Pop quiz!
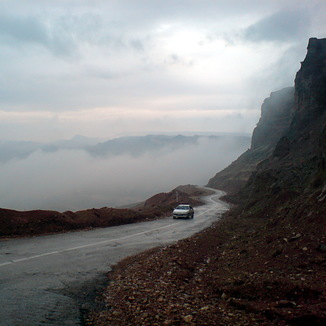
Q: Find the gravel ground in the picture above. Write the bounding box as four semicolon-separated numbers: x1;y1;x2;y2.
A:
85;197;326;326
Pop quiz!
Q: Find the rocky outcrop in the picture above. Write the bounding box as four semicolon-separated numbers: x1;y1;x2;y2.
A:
208;38;326;199
251;87;294;150
207;87;294;193
235;37;326;216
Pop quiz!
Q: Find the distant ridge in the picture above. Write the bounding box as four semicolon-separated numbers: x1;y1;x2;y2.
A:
0;133;250;163
86;134;250;157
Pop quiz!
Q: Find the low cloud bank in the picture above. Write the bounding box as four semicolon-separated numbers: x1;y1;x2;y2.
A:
0;135;250;211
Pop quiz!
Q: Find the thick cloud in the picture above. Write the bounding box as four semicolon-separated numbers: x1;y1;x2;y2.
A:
0;13;47;45
242;9;311;43
0;135;250;211
0;0;325;141
0;12;79;57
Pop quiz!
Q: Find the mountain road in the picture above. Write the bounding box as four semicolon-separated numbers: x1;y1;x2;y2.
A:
0;188;228;325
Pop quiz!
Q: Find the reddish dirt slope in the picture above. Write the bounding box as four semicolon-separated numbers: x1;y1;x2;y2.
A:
0;185;207;238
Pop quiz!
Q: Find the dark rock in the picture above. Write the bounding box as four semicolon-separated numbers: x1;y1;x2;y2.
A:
289;234;302;242
223;38;326;217
317;244;326;252
272;249;283;257
276;300;297;308
207;87;294;194
251;87;294;151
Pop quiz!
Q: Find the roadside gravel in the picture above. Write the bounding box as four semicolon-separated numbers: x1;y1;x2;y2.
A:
85;203;326;325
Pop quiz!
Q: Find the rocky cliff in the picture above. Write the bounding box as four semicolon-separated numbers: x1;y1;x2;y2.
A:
235;38;326;217
208;38;325;202
207;86;294;193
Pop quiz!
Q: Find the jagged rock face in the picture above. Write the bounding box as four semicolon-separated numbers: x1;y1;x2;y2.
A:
208;37;326;210
236;37;326;216
251;87;294;150
207;87;294;193
295;38;326;114
288;38;326;157
267;38;326;165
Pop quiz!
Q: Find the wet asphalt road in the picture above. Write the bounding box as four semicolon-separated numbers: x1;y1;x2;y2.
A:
0;188;228;325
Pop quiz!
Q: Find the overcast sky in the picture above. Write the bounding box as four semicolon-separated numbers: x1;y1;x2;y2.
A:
0;0;325;142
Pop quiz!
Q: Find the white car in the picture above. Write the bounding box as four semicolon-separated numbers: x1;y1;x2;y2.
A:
173;204;194;219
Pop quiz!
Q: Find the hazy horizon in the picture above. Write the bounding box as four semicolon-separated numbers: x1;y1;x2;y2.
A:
0;133;250;212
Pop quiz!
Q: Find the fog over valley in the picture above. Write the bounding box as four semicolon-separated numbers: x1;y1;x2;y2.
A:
0;134;250;211
1;0;324;213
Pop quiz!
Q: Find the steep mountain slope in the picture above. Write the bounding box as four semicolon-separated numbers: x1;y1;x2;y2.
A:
234;37;326;216
207;86;294;194
87;38;326;326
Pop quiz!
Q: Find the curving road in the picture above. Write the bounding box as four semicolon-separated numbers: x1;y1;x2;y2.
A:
0;188;228;326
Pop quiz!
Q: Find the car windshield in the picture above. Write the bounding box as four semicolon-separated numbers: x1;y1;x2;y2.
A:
176;205;189;210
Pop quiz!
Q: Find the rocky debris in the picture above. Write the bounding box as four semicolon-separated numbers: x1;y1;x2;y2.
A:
85;195;325;325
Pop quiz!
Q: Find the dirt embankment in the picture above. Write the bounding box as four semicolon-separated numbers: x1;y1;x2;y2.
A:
0;185;208;238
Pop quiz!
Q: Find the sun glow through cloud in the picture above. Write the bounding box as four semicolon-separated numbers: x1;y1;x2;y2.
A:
0;0;324;141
